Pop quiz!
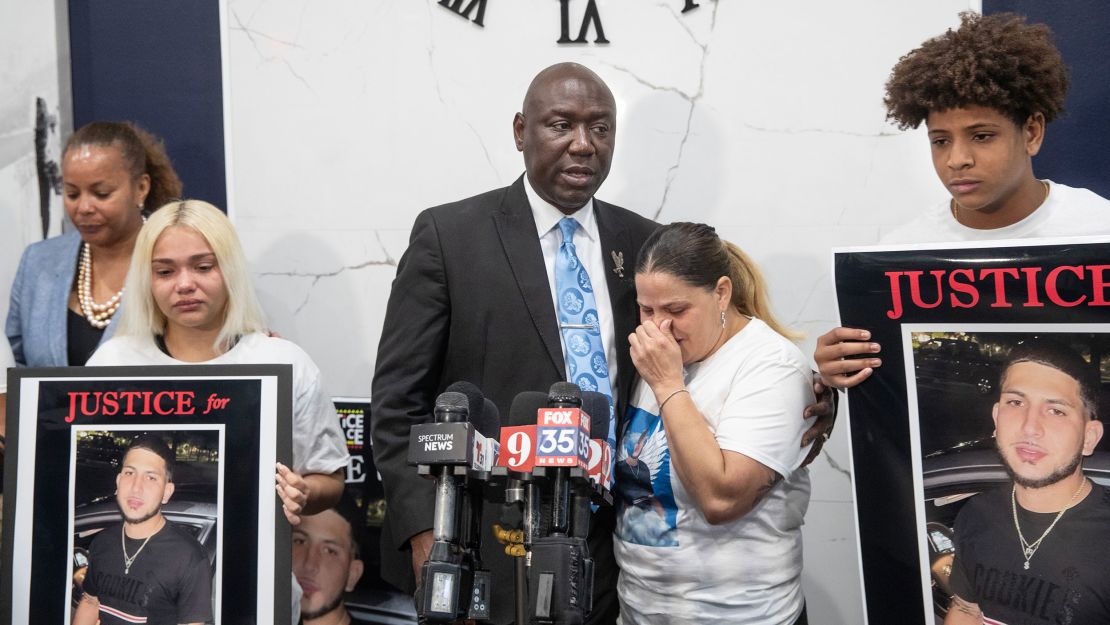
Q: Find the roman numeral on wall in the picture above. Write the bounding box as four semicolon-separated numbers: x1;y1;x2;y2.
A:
558;0;608;44
438;0;487;27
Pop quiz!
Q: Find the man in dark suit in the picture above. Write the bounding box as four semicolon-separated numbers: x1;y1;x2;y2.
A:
371;62;656;624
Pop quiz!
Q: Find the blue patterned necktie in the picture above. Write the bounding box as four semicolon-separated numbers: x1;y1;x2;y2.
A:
555;217;617;460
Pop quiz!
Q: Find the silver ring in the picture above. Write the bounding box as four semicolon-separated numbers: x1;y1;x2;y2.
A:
820;431;832;443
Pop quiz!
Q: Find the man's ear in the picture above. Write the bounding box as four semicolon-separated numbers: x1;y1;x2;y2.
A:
991;402;1000;431
513;113;526;152
1083;419;1104;456
346;558;365;592
162;481;175;504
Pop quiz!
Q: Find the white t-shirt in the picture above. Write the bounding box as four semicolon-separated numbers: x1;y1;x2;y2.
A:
87;332;350;476
884;181;1110;243
613;318;816;625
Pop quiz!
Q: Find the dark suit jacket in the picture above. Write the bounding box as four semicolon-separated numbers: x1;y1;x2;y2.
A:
371;175;657;624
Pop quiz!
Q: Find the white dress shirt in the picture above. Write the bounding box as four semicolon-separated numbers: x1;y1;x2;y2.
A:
524;178;621;400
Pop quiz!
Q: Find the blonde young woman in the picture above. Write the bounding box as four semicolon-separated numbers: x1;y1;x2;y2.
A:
614;222;814;625
85;199;348;619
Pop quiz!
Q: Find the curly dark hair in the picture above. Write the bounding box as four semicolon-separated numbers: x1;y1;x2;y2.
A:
884;12;1069;130
65;121;183;212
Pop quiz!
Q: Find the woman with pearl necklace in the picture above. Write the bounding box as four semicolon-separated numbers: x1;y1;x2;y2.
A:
6;121;181;368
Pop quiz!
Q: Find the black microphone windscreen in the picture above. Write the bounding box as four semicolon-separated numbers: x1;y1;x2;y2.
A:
473;398;501;440
445;381;484;422
548;381;582;406
508;391;549;427
434;391;469;413
581;391;612;439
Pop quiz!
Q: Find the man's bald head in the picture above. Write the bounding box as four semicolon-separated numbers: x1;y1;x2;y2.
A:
514;63;617;213
522;63;616;116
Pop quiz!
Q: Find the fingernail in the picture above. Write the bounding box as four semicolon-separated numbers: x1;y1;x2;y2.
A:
870;343;881;352
860;330;871;339
871;358;882;366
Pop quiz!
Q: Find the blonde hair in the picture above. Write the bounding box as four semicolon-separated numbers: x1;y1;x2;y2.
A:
116;199;267;352
636;222;801;341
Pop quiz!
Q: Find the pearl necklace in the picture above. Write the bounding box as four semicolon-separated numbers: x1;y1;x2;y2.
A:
77;242;125;329
1011;478;1086;570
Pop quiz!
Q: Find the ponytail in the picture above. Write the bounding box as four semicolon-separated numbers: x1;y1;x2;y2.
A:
129;124;182;212
723;241;800;341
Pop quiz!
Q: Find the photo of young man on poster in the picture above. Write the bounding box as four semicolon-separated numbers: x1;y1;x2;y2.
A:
907;331;1110;623
71;431;219;625
2;368;288;624
830;236;1110;624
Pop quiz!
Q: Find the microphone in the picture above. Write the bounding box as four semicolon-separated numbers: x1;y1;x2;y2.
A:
474;397;501;471
443;382;499;621
444;381;500;472
409;385;500;622
540;383;587;536
409;391;471;622
572;391;612;540
498;392;548;544
428;391;469;545
497;391;547;625
492;388;606;624
581;391;613;491
525;383;595;624
498;392;546;475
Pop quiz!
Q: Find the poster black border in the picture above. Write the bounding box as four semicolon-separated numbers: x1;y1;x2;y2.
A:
831;236;1110;625
1;364;294;624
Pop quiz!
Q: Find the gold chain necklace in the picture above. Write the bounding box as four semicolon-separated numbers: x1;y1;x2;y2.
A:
121;517;164;575
1010;478;1085;570
950;179;1050;225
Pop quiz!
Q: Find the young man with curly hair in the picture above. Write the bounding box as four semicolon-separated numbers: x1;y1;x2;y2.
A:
815;12;1110;388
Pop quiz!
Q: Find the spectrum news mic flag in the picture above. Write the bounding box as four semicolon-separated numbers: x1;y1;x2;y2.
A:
407;382;500;623
494;384;613;624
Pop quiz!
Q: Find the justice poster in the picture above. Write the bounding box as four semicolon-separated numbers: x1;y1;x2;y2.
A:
833;237;1110;625
1;364;293;624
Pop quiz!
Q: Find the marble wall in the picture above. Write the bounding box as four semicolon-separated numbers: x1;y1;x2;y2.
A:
0;0;66;326
222;1;973;621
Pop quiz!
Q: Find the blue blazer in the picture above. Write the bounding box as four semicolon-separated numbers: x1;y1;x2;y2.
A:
6;231;119;367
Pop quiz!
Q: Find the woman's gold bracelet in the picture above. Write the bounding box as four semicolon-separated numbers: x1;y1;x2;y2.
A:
659;388;689;411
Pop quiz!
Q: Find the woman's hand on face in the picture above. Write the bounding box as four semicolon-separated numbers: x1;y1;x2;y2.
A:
629;319;684;395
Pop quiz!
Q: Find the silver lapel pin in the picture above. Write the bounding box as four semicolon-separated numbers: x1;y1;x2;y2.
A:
611;251;625;278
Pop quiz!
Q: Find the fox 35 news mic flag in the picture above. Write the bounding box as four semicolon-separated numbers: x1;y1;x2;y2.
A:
832;238;1110;625
492;384;613;625
1;364;294;625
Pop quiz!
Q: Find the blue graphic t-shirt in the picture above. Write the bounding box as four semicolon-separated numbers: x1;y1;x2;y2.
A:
615;406;678;546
